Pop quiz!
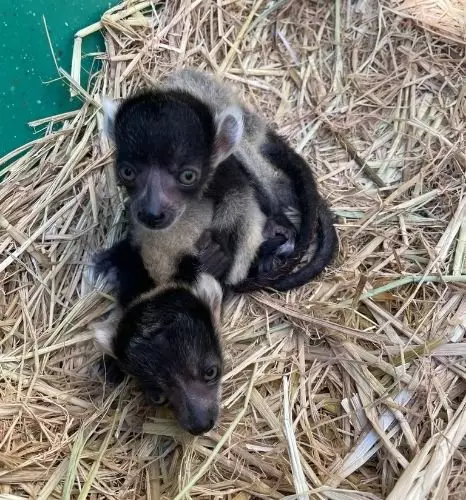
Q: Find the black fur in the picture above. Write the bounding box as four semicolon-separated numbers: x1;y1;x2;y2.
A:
94;239;154;307
248;234;288;275
111;89;222;232
233;131;338;292
99;354;126;386
114;89;215;190
94;241;215;304
209;152;296;239
202;156;251;276
203;155;298;282
173;254;203;285
195;230;233;281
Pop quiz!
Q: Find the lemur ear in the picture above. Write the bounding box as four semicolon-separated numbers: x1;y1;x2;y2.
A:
194;273;223;325
102;97;120;142
91;311;121;357
93;322;116;357
213;106;244;165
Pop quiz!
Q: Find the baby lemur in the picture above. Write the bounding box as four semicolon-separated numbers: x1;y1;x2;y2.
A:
100;69;337;293
93;246;224;436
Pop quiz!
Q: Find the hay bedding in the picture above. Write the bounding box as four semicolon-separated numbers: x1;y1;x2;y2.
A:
0;0;465;498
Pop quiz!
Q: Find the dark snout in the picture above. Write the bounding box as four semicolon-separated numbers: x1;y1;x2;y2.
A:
181;404;218;435
171;386;220;436
137;205;173;229
134;170;178;230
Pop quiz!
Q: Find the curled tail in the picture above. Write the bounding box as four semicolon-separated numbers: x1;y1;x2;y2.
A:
233;131;338;293
233;201;337;292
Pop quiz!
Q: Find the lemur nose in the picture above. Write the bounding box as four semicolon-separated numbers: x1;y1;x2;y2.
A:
138;210;166;228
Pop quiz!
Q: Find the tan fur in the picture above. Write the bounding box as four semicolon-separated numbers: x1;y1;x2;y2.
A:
127;283;190;310
235;140;277;200
224;201;266;285
132;198;214;283
164;69;239;114
210;187;266;285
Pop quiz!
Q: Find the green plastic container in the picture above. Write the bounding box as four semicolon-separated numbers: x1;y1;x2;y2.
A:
0;0;117;161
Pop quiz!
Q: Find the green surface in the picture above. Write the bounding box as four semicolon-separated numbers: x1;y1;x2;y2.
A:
0;0;117;159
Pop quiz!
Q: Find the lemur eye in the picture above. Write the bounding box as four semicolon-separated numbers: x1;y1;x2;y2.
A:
203;366;219;382
119;164;136;183
150;392;167;406
178;169;199;186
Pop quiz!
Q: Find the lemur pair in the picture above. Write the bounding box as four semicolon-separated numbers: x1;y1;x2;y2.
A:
92;69;337;435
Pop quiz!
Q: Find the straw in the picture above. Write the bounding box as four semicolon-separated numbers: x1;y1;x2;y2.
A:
0;0;465;498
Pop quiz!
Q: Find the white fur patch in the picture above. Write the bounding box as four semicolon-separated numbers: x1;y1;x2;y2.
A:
102;97;119;141
194;273;223;324
91;310;122;357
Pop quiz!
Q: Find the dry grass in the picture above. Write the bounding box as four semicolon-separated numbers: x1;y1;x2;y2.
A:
1;0;466;498
392;0;466;46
